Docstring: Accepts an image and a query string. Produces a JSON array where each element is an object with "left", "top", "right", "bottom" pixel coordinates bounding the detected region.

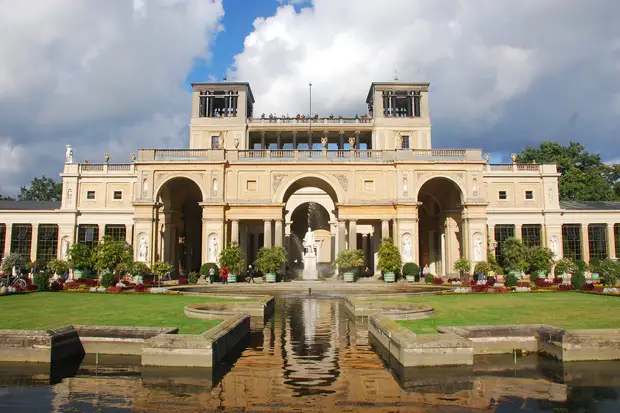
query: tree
[
  {"left": 516, "top": 141, "right": 618, "bottom": 201},
  {"left": 18, "top": 175, "right": 62, "bottom": 201},
  {"left": 0, "top": 194, "right": 14, "bottom": 200}
]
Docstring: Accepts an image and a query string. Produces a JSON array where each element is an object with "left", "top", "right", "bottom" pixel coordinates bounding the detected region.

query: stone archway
[
  {"left": 417, "top": 177, "right": 463, "bottom": 276},
  {"left": 157, "top": 177, "right": 203, "bottom": 273}
]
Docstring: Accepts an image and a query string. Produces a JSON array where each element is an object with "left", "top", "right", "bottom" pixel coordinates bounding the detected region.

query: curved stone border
[
  {"left": 183, "top": 294, "right": 275, "bottom": 331},
  {"left": 345, "top": 294, "right": 436, "bottom": 320}
]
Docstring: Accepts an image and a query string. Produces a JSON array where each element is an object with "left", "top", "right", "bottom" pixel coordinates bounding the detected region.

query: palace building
[{"left": 0, "top": 81, "right": 619, "bottom": 276}]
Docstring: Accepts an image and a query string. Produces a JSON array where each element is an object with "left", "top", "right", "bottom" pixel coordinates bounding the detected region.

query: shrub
[
  {"left": 219, "top": 243, "right": 245, "bottom": 275},
  {"left": 334, "top": 250, "right": 365, "bottom": 273},
  {"left": 473, "top": 261, "right": 492, "bottom": 276},
  {"left": 377, "top": 238, "right": 402, "bottom": 274},
  {"left": 557, "top": 283, "right": 574, "bottom": 291},
  {"left": 505, "top": 272, "right": 519, "bottom": 287},
  {"left": 84, "top": 279, "right": 98, "bottom": 287},
  {"left": 152, "top": 262, "right": 171, "bottom": 283},
  {"left": 64, "top": 281, "right": 80, "bottom": 290},
  {"left": 554, "top": 258, "right": 577, "bottom": 276},
  {"left": 592, "top": 259, "right": 620, "bottom": 287},
  {"left": 178, "top": 277, "right": 188, "bottom": 285},
  {"left": 517, "top": 281, "right": 530, "bottom": 288},
  {"left": 432, "top": 277, "right": 444, "bottom": 285},
  {"left": 200, "top": 263, "right": 219, "bottom": 281},
  {"left": 135, "top": 284, "right": 148, "bottom": 293},
  {"left": 572, "top": 270, "right": 586, "bottom": 290},
  {"left": 580, "top": 283, "right": 595, "bottom": 291},
  {"left": 526, "top": 246, "right": 554, "bottom": 275},
  {"left": 129, "top": 262, "right": 150, "bottom": 278},
  {"left": 1, "top": 253, "right": 28, "bottom": 275},
  {"left": 453, "top": 258, "right": 471, "bottom": 279},
  {"left": 424, "top": 273, "right": 434, "bottom": 284},
  {"left": 107, "top": 286, "right": 122, "bottom": 293},
  {"left": 50, "top": 280, "right": 63, "bottom": 291},
  {"left": 68, "top": 243, "right": 93, "bottom": 271},
  {"left": 255, "top": 246, "right": 287, "bottom": 275},
  {"left": 48, "top": 259, "right": 69, "bottom": 276},
  {"left": 26, "top": 284, "right": 38, "bottom": 291},
  {"left": 402, "top": 262, "right": 419, "bottom": 276},
  {"left": 501, "top": 238, "right": 528, "bottom": 273},
  {"left": 100, "top": 270, "right": 117, "bottom": 287},
  {"left": 472, "top": 284, "right": 487, "bottom": 293},
  {"left": 33, "top": 273, "right": 50, "bottom": 292},
  {"left": 535, "top": 278, "right": 554, "bottom": 287},
  {"left": 188, "top": 271, "right": 199, "bottom": 284}
]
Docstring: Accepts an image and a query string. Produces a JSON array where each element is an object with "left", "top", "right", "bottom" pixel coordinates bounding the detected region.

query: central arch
[
  {"left": 417, "top": 177, "right": 464, "bottom": 277},
  {"left": 274, "top": 173, "right": 344, "bottom": 204},
  {"left": 156, "top": 177, "right": 204, "bottom": 274}
]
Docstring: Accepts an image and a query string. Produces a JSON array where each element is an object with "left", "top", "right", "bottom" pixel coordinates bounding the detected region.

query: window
[
  {"left": 36, "top": 224, "right": 58, "bottom": 263},
  {"left": 494, "top": 224, "right": 515, "bottom": 265},
  {"left": 78, "top": 224, "right": 99, "bottom": 249},
  {"left": 0, "top": 224, "right": 5, "bottom": 260},
  {"left": 363, "top": 180, "right": 375, "bottom": 192},
  {"left": 498, "top": 191, "right": 507, "bottom": 200},
  {"left": 521, "top": 224, "right": 542, "bottom": 247},
  {"left": 525, "top": 191, "right": 534, "bottom": 200},
  {"left": 588, "top": 224, "right": 607, "bottom": 262},
  {"left": 211, "top": 135, "right": 220, "bottom": 149},
  {"left": 616, "top": 224, "right": 620, "bottom": 258},
  {"left": 11, "top": 224, "right": 32, "bottom": 258},
  {"left": 199, "top": 90, "right": 238, "bottom": 118},
  {"left": 113, "top": 191, "right": 122, "bottom": 200},
  {"left": 86, "top": 191, "right": 95, "bottom": 200},
  {"left": 562, "top": 224, "right": 581, "bottom": 261},
  {"left": 401, "top": 135, "right": 410, "bottom": 149},
  {"left": 246, "top": 180, "right": 257, "bottom": 191},
  {"left": 105, "top": 225, "right": 127, "bottom": 242},
  {"left": 383, "top": 90, "right": 421, "bottom": 117}
]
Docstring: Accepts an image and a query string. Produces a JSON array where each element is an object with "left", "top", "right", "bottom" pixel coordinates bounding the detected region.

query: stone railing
[
  {"left": 78, "top": 163, "right": 134, "bottom": 174},
  {"left": 248, "top": 117, "right": 373, "bottom": 125},
  {"left": 139, "top": 149, "right": 226, "bottom": 162},
  {"left": 486, "top": 163, "right": 544, "bottom": 173}
]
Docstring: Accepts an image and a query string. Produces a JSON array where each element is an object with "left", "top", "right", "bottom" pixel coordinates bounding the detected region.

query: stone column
[
  {"left": 30, "top": 224, "right": 39, "bottom": 263},
  {"left": 381, "top": 220, "right": 390, "bottom": 239},
  {"left": 274, "top": 219, "right": 283, "bottom": 247},
  {"left": 252, "top": 232, "right": 259, "bottom": 262},
  {"left": 125, "top": 224, "right": 133, "bottom": 245},
  {"left": 488, "top": 224, "right": 496, "bottom": 257},
  {"left": 581, "top": 224, "right": 590, "bottom": 262},
  {"left": 515, "top": 224, "right": 522, "bottom": 240},
  {"left": 292, "top": 131, "right": 297, "bottom": 149},
  {"left": 348, "top": 220, "right": 357, "bottom": 250},
  {"left": 4, "top": 224, "right": 12, "bottom": 256},
  {"left": 231, "top": 220, "right": 239, "bottom": 245},
  {"left": 98, "top": 224, "right": 105, "bottom": 242},
  {"left": 607, "top": 223, "right": 616, "bottom": 259},
  {"left": 391, "top": 220, "right": 397, "bottom": 241},
  {"left": 260, "top": 131, "right": 266, "bottom": 149},
  {"left": 444, "top": 219, "right": 452, "bottom": 276},
  {"left": 337, "top": 220, "right": 347, "bottom": 253},
  {"left": 362, "top": 234, "right": 369, "bottom": 267},
  {"left": 339, "top": 131, "right": 345, "bottom": 149},
  {"left": 264, "top": 220, "right": 272, "bottom": 248}
]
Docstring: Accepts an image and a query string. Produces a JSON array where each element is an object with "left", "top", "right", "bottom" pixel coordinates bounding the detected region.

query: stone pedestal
[{"left": 302, "top": 253, "right": 318, "bottom": 280}]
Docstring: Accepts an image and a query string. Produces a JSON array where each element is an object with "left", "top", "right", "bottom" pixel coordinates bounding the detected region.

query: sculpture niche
[{"left": 302, "top": 227, "right": 320, "bottom": 281}]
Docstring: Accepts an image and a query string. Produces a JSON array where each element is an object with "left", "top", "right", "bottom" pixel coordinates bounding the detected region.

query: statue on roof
[{"left": 65, "top": 145, "right": 73, "bottom": 164}]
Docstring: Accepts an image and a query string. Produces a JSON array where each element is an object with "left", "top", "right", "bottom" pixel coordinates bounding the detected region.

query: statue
[
  {"left": 511, "top": 153, "right": 517, "bottom": 163},
  {"left": 218, "top": 132, "right": 225, "bottom": 148},
  {"left": 61, "top": 238, "right": 69, "bottom": 260},
  {"left": 104, "top": 153, "right": 110, "bottom": 164},
  {"left": 208, "top": 236, "right": 219, "bottom": 262},
  {"left": 472, "top": 177, "right": 479, "bottom": 196},
  {"left": 212, "top": 179, "right": 218, "bottom": 197},
  {"left": 67, "top": 189, "right": 72, "bottom": 202},
  {"left": 548, "top": 188, "right": 553, "bottom": 202},
  {"left": 65, "top": 145, "right": 73, "bottom": 164},
  {"left": 550, "top": 236, "right": 560, "bottom": 259},
  {"left": 303, "top": 227, "right": 316, "bottom": 256},
  {"left": 321, "top": 135, "right": 327, "bottom": 148},
  {"left": 402, "top": 235, "right": 412, "bottom": 260},
  {"left": 131, "top": 153, "right": 137, "bottom": 162},
  {"left": 348, "top": 136, "right": 356, "bottom": 149},
  {"left": 473, "top": 233, "right": 483, "bottom": 261},
  {"left": 233, "top": 137, "right": 239, "bottom": 148},
  {"left": 403, "top": 178, "right": 408, "bottom": 196},
  {"left": 484, "top": 153, "right": 490, "bottom": 162},
  {"left": 137, "top": 236, "right": 148, "bottom": 262}
]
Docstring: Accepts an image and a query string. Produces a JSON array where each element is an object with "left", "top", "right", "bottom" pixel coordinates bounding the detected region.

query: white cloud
[
  {"left": 0, "top": 0, "right": 224, "bottom": 194},
  {"left": 230, "top": 0, "right": 620, "bottom": 157}
]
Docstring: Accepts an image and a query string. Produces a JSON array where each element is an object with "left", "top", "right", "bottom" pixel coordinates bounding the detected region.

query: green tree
[
  {"left": 18, "top": 175, "right": 62, "bottom": 201},
  {"left": 0, "top": 194, "right": 14, "bottom": 200},
  {"left": 516, "top": 141, "right": 618, "bottom": 201}
]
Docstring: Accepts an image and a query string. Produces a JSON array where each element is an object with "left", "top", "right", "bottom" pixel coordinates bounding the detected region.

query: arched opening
[
  {"left": 417, "top": 177, "right": 463, "bottom": 276},
  {"left": 157, "top": 177, "right": 203, "bottom": 274},
  {"left": 289, "top": 200, "right": 331, "bottom": 266}
]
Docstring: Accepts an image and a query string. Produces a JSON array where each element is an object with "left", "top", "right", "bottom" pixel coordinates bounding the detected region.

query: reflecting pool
[{"left": 1, "top": 295, "right": 620, "bottom": 412}]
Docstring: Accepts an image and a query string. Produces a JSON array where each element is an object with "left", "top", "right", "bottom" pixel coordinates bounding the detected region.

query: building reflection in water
[{"left": 2, "top": 297, "right": 620, "bottom": 412}]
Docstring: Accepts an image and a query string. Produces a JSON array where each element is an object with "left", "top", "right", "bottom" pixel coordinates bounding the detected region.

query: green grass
[
  {"left": 391, "top": 293, "right": 620, "bottom": 334},
  {"left": 0, "top": 292, "right": 250, "bottom": 334}
]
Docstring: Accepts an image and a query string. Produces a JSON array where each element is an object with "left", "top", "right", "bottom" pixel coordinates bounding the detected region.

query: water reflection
[{"left": 1, "top": 297, "right": 620, "bottom": 412}]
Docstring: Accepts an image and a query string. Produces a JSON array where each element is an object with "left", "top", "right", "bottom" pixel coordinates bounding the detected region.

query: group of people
[{"left": 207, "top": 264, "right": 260, "bottom": 283}]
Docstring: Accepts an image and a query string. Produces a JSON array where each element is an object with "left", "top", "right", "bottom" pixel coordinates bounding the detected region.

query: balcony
[{"left": 247, "top": 116, "right": 373, "bottom": 126}]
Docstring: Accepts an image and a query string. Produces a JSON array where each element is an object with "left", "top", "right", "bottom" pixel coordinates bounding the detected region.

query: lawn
[
  {"left": 390, "top": 293, "right": 620, "bottom": 334},
  {"left": 0, "top": 292, "right": 250, "bottom": 334}
]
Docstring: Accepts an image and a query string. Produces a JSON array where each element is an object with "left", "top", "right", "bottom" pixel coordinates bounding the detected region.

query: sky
[{"left": 1, "top": 0, "right": 619, "bottom": 196}]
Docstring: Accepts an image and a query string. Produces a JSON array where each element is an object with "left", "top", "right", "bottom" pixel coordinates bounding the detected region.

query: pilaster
[
  {"left": 274, "top": 219, "right": 283, "bottom": 247},
  {"left": 30, "top": 224, "right": 39, "bottom": 263},
  {"left": 581, "top": 224, "right": 590, "bottom": 262},
  {"left": 231, "top": 220, "right": 239, "bottom": 245},
  {"left": 337, "top": 220, "right": 346, "bottom": 253},
  {"left": 4, "top": 224, "right": 12, "bottom": 257},
  {"left": 348, "top": 220, "right": 357, "bottom": 250},
  {"left": 607, "top": 223, "right": 616, "bottom": 259},
  {"left": 264, "top": 220, "right": 272, "bottom": 248}
]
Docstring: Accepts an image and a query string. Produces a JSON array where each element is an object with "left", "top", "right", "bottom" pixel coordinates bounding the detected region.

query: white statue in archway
[
  {"left": 402, "top": 234, "right": 412, "bottom": 260},
  {"left": 208, "top": 235, "right": 219, "bottom": 262},
  {"left": 137, "top": 235, "right": 148, "bottom": 262},
  {"left": 550, "top": 235, "right": 560, "bottom": 259},
  {"left": 473, "top": 232, "right": 483, "bottom": 261},
  {"left": 61, "top": 237, "right": 70, "bottom": 260},
  {"left": 303, "top": 227, "right": 316, "bottom": 256}
]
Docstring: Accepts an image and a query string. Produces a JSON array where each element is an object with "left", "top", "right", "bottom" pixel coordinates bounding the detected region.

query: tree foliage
[
  {"left": 516, "top": 141, "right": 618, "bottom": 201},
  {"left": 18, "top": 175, "right": 62, "bottom": 201}
]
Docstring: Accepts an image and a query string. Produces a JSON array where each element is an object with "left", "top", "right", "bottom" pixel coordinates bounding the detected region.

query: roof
[
  {"left": 0, "top": 201, "right": 61, "bottom": 211},
  {"left": 366, "top": 81, "right": 431, "bottom": 103},
  {"left": 560, "top": 201, "right": 620, "bottom": 211}
]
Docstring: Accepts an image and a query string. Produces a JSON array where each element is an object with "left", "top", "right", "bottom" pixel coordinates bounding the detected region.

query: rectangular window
[
  {"left": 521, "top": 224, "right": 542, "bottom": 247},
  {"left": 525, "top": 191, "right": 534, "bottom": 200},
  {"left": 86, "top": 191, "right": 95, "bottom": 200},
  {"left": 401, "top": 135, "right": 410, "bottom": 149},
  {"left": 588, "top": 224, "right": 607, "bottom": 262},
  {"left": 0, "top": 224, "right": 5, "bottom": 260},
  {"left": 211, "top": 135, "right": 220, "bottom": 149},
  {"left": 113, "top": 191, "right": 122, "bottom": 200},
  {"left": 246, "top": 180, "right": 257, "bottom": 192},
  {"left": 494, "top": 224, "right": 515, "bottom": 265},
  {"left": 11, "top": 224, "right": 32, "bottom": 258},
  {"left": 498, "top": 191, "right": 507, "bottom": 200},
  {"left": 78, "top": 224, "right": 99, "bottom": 249},
  {"left": 616, "top": 224, "right": 620, "bottom": 258},
  {"left": 104, "top": 225, "right": 127, "bottom": 242},
  {"left": 562, "top": 224, "right": 581, "bottom": 261},
  {"left": 36, "top": 224, "right": 58, "bottom": 264},
  {"left": 363, "top": 180, "right": 375, "bottom": 192}
]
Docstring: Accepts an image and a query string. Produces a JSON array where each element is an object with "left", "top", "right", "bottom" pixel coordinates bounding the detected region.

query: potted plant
[
  {"left": 129, "top": 261, "right": 150, "bottom": 284},
  {"left": 402, "top": 262, "right": 419, "bottom": 282},
  {"left": 473, "top": 261, "right": 492, "bottom": 277},
  {"left": 501, "top": 238, "right": 528, "bottom": 279},
  {"left": 377, "top": 238, "right": 402, "bottom": 283},
  {"left": 68, "top": 243, "right": 93, "bottom": 279},
  {"left": 334, "top": 249, "right": 365, "bottom": 282},
  {"left": 526, "top": 246, "right": 554, "bottom": 279},
  {"left": 592, "top": 259, "right": 619, "bottom": 287},
  {"left": 219, "top": 242, "right": 244, "bottom": 283},
  {"left": 255, "top": 246, "right": 287, "bottom": 283},
  {"left": 554, "top": 258, "right": 577, "bottom": 277},
  {"left": 1, "top": 253, "right": 28, "bottom": 276},
  {"left": 48, "top": 259, "right": 69, "bottom": 279},
  {"left": 453, "top": 258, "right": 471, "bottom": 281},
  {"left": 151, "top": 261, "right": 171, "bottom": 285}
]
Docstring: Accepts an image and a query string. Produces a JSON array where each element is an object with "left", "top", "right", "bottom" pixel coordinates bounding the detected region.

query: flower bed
[{"left": 535, "top": 278, "right": 554, "bottom": 287}]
